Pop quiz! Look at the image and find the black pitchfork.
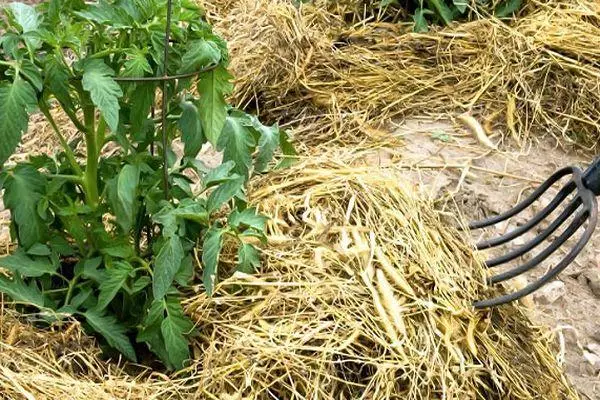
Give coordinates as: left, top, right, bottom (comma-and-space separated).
470, 158, 600, 308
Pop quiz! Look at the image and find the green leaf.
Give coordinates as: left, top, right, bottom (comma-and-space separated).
84, 309, 137, 362
26, 243, 51, 256
206, 174, 244, 214
122, 50, 152, 77
2, 165, 48, 249
81, 60, 123, 132
129, 276, 151, 294
495, 0, 522, 17
254, 123, 279, 173
137, 301, 170, 365
171, 175, 193, 198
171, 199, 209, 225
152, 203, 179, 238
237, 243, 260, 274
82, 257, 106, 282
161, 296, 193, 369
229, 111, 290, 172
452, 0, 468, 13
20, 60, 43, 92
36, 197, 50, 220
0, 77, 37, 167
75, 0, 132, 27
0, 250, 57, 278
228, 207, 268, 231
129, 83, 154, 130
202, 226, 224, 296
152, 235, 184, 300
8, 3, 40, 33
138, 296, 193, 370
1, 33, 20, 59
116, 164, 140, 232
179, 101, 204, 157
240, 228, 267, 246
174, 255, 194, 286
277, 130, 297, 169
413, 8, 433, 32
164, 296, 194, 332
217, 115, 256, 180
0, 274, 45, 307
100, 243, 134, 259
44, 54, 75, 112
47, 0, 61, 26
153, 199, 208, 238
203, 161, 235, 188
97, 261, 133, 310
132, 0, 160, 22
70, 287, 93, 310
49, 235, 75, 256
178, 39, 221, 74
197, 65, 233, 146
431, 130, 451, 142
137, 299, 164, 342
149, 31, 166, 68
236, 112, 281, 173
426, 0, 454, 25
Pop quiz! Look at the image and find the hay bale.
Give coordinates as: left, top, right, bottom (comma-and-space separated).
204, 0, 600, 147
184, 152, 578, 399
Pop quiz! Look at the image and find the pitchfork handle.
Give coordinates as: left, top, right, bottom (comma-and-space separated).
583, 157, 600, 196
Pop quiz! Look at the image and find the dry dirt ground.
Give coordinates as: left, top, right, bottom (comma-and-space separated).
384, 117, 600, 399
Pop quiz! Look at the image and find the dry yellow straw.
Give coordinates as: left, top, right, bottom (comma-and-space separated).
204, 0, 600, 149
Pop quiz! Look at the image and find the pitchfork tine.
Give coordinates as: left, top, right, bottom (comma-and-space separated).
475, 181, 576, 250
471, 162, 600, 309
488, 210, 587, 284
473, 203, 597, 309
469, 167, 575, 230
484, 197, 582, 267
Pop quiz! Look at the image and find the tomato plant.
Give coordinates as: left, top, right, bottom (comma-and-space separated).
0, 0, 293, 369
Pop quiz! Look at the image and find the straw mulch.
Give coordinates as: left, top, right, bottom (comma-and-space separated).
0, 309, 182, 399
0, 151, 579, 399
203, 0, 600, 148
184, 153, 577, 399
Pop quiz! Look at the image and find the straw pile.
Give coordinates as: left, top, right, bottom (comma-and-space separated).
0, 152, 579, 399
184, 152, 577, 399
203, 0, 600, 147
0, 309, 184, 399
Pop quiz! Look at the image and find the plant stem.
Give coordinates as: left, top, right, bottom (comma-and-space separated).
49, 174, 83, 183
64, 276, 79, 306
39, 102, 83, 176
90, 47, 129, 59
83, 104, 99, 208
62, 106, 88, 132
132, 257, 153, 276
96, 118, 107, 151
43, 287, 69, 294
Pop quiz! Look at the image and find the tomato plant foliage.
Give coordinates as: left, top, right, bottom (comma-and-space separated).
0, 0, 293, 369
311, 0, 523, 32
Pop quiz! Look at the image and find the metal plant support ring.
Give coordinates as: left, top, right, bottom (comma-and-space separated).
107, 0, 217, 200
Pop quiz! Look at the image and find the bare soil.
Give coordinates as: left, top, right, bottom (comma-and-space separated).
389, 117, 600, 399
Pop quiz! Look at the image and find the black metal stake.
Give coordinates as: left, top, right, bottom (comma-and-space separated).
160, 0, 174, 200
